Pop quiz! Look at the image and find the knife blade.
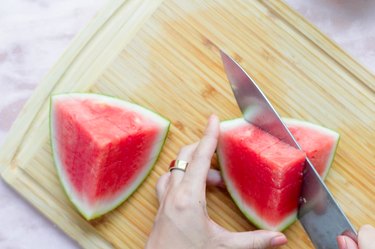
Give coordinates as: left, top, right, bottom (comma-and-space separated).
220, 50, 357, 248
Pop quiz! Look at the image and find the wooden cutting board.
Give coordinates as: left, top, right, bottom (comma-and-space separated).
1, 0, 374, 248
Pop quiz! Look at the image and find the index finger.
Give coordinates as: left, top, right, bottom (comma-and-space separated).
182, 114, 219, 190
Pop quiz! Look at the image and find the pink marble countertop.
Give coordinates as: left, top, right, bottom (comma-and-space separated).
1, 0, 374, 248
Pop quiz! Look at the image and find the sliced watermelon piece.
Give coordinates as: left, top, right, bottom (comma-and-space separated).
50, 93, 170, 219
217, 118, 339, 231
283, 118, 339, 179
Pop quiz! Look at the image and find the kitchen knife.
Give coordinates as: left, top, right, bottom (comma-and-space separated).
220, 50, 357, 249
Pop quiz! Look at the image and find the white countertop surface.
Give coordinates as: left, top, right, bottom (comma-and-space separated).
1, 0, 374, 248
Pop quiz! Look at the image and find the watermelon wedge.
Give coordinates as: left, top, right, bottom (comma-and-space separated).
217, 118, 339, 231
50, 93, 170, 219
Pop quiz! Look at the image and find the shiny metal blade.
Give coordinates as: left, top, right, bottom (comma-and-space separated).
220, 50, 356, 248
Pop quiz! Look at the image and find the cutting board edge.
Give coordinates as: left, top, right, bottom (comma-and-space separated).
0, 0, 165, 174
1, 166, 114, 249
0, 0, 373, 248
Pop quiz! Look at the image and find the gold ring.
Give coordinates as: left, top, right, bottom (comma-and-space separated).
169, 160, 189, 172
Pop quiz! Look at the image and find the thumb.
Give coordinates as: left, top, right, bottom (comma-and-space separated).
337, 236, 359, 249
225, 230, 287, 249
359, 225, 375, 249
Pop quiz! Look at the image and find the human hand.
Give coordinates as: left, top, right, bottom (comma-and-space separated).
337, 225, 375, 249
145, 114, 288, 249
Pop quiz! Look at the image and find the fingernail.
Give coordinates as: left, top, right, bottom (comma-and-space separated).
337, 236, 347, 249
209, 114, 217, 122
344, 237, 357, 249
206, 114, 218, 128
271, 235, 287, 246
342, 237, 349, 249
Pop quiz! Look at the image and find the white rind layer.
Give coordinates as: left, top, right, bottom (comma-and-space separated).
220, 118, 248, 132
50, 93, 169, 219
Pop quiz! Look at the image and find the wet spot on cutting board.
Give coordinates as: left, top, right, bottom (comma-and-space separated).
202, 84, 217, 98
232, 52, 243, 63
174, 121, 184, 131
202, 37, 218, 51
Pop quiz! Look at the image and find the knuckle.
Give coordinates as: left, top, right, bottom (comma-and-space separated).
212, 235, 230, 249
174, 189, 194, 211
250, 238, 266, 249
192, 150, 211, 163
166, 188, 194, 212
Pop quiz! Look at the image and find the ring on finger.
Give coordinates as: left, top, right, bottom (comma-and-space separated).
169, 160, 189, 172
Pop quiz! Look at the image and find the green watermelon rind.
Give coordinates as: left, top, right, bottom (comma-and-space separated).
217, 117, 340, 231
282, 117, 340, 180
49, 93, 170, 220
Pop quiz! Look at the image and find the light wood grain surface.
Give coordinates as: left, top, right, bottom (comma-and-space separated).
1, 0, 374, 248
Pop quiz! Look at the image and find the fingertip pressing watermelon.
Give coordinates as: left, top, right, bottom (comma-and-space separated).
50, 93, 170, 220
217, 118, 339, 231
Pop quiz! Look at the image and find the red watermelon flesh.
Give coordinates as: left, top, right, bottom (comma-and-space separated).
283, 118, 339, 179
50, 93, 170, 219
218, 118, 339, 231
218, 119, 306, 231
